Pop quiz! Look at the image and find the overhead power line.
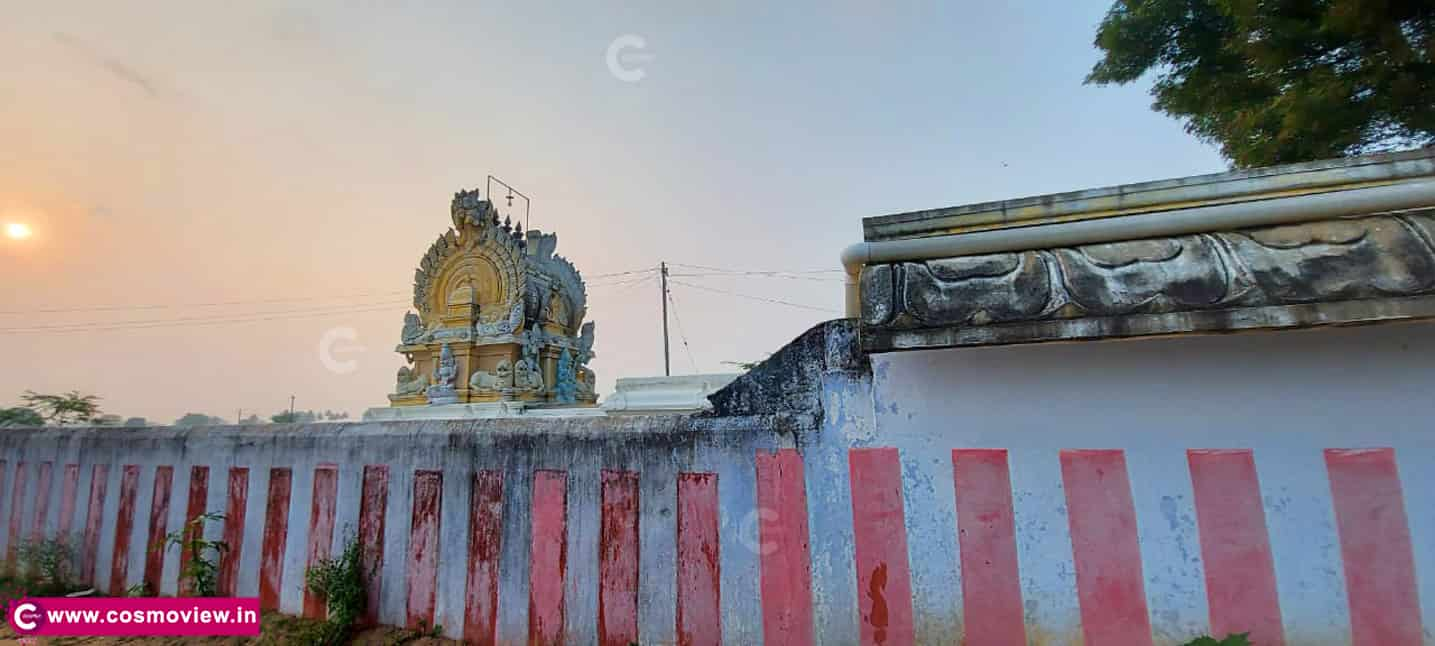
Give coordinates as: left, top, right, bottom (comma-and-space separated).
668, 280, 841, 314
665, 287, 699, 373
1, 268, 660, 317
1, 299, 410, 334
584, 267, 659, 280
587, 274, 658, 288
669, 262, 842, 275
667, 271, 843, 282
598, 274, 655, 295
0, 289, 410, 316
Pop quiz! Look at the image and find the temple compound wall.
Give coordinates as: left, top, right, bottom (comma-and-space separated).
4, 150, 1435, 645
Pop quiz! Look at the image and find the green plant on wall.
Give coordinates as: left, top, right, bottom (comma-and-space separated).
15, 535, 80, 595
303, 533, 366, 646
160, 511, 228, 597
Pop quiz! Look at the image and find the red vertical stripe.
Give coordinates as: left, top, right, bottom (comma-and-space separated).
143, 466, 175, 595
1325, 448, 1424, 645
848, 448, 915, 646
755, 449, 815, 646
303, 466, 339, 619
82, 464, 110, 585
8, 462, 28, 569
259, 467, 293, 611
1060, 449, 1153, 646
178, 466, 210, 596
1187, 450, 1284, 646
32, 462, 53, 541
57, 464, 80, 536
599, 470, 640, 646
464, 470, 504, 646
0, 462, 6, 555
406, 470, 443, 631
676, 472, 721, 646
217, 467, 249, 598
952, 449, 1027, 646
110, 465, 140, 595
528, 470, 568, 646
359, 465, 389, 626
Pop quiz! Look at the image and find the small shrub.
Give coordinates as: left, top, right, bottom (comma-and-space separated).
1182, 634, 1252, 646
302, 533, 366, 645
160, 511, 228, 597
15, 534, 80, 595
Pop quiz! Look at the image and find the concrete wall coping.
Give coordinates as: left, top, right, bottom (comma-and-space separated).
863, 148, 1435, 242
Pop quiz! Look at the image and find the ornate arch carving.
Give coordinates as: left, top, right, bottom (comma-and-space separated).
412, 192, 528, 323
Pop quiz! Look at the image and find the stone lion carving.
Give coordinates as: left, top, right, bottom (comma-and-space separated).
469, 359, 514, 392
513, 358, 544, 392
394, 365, 428, 396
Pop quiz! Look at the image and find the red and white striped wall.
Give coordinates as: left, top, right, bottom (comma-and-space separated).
0, 323, 1432, 644
0, 440, 1428, 645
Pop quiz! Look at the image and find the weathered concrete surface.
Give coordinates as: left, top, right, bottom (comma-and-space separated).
858, 149, 1435, 354
861, 211, 1435, 352
2, 319, 1433, 644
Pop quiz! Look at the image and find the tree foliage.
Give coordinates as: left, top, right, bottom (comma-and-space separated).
20, 390, 102, 425
270, 409, 348, 423
173, 413, 228, 427
1087, 0, 1435, 167
0, 407, 45, 427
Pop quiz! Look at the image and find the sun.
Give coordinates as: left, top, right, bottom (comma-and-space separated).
4, 222, 32, 240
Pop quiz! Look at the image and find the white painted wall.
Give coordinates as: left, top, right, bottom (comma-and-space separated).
870, 321, 1435, 645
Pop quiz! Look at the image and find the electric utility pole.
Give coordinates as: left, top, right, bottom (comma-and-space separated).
660, 261, 671, 376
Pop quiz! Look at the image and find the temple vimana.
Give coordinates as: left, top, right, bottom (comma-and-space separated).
385, 189, 597, 411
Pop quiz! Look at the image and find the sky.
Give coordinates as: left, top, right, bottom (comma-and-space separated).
0, 1, 1226, 424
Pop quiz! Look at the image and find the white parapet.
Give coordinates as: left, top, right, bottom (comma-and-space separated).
363, 373, 743, 420
600, 373, 742, 415
362, 401, 607, 421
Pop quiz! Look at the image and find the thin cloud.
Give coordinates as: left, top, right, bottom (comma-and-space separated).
52, 32, 161, 99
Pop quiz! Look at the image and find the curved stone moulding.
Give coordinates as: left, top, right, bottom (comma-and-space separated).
412, 189, 529, 320
861, 211, 1435, 347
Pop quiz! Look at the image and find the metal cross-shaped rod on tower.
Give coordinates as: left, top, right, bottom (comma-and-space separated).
660, 261, 671, 376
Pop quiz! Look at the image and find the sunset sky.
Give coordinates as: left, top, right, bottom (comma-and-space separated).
0, 1, 1224, 423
